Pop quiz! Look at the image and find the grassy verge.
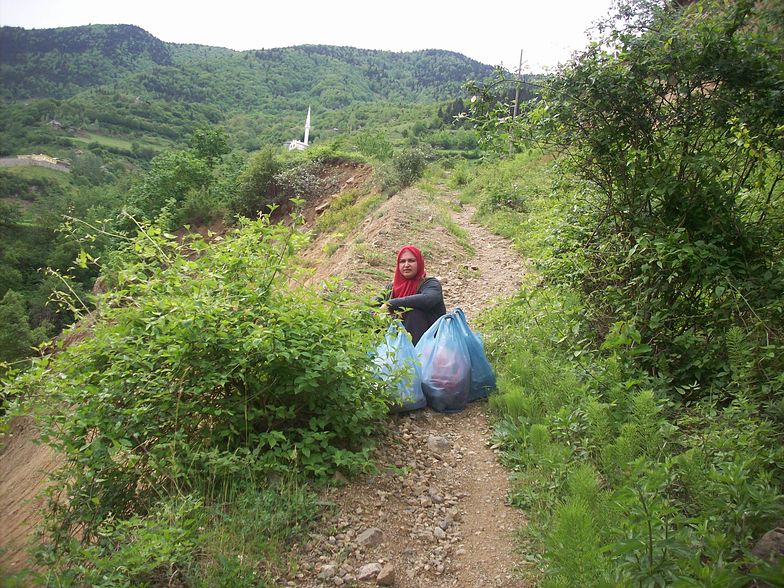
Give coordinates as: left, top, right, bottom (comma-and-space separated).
463, 151, 784, 586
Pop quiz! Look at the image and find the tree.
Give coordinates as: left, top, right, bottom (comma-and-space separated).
470, 0, 784, 393
0, 200, 21, 227
230, 147, 282, 218
187, 126, 230, 169
131, 149, 212, 219
538, 0, 784, 391
70, 151, 109, 185
0, 290, 45, 362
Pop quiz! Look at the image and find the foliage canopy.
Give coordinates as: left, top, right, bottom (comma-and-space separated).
474, 0, 784, 395
8, 214, 392, 575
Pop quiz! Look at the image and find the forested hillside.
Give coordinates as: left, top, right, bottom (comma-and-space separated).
0, 24, 496, 155
1, 25, 492, 104
0, 25, 173, 99
0, 23, 501, 373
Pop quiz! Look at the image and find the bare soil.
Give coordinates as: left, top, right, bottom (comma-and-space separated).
0, 418, 58, 573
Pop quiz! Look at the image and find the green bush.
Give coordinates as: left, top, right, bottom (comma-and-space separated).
535, 0, 784, 393
354, 131, 394, 161
9, 213, 391, 578
378, 146, 430, 193
229, 147, 282, 218
175, 186, 223, 227
392, 147, 428, 187
273, 160, 325, 202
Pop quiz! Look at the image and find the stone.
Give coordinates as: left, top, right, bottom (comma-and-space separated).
319, 564, 337, 580
434, 526, 447, 540
357, 527, 384, 547
376, 563, 396, 586
752, 527, 784, 563
427, 435, 451, 454
357, 562, 382, 581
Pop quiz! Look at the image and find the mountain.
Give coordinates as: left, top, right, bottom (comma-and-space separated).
0, 25, 172, 99
0, 24, 494, 153
0, 24, 494, 106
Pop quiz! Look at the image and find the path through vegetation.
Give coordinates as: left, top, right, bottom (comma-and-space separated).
0, 175, 533, 586
288, 180, 532, 587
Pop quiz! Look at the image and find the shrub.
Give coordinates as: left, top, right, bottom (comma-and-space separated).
392, 147, 428, 187
230, 147, 282, 217
273, 161, 325, 202
9, 213, 391, 570
175, 186, 223, 227
378, 147, 430, 193
354, 131, 394, 161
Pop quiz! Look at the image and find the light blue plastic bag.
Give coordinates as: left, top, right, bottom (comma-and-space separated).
373, 321, 426, 413
415, 311, 471, 413
453, 307, 496, 401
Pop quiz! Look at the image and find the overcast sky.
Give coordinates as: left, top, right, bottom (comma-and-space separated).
0, 0, 616, 72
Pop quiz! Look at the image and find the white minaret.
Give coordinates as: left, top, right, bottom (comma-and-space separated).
288, 106, 312, 151
303, 106, 311, 146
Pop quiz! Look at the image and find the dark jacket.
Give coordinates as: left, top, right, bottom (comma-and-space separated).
385, 277, 447, 345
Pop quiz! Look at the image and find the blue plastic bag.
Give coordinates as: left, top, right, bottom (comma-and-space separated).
372, 321, 426, 413
415, 311, 471, 412
453, 307, 496, 401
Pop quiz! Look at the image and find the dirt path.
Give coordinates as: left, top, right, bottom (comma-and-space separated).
288, 182, 531, 587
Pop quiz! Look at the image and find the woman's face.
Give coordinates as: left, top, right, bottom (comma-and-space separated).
398, 250, 418, 279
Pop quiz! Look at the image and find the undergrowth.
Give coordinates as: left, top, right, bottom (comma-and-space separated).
463, 151, 784, 586
3, 212, 394, 585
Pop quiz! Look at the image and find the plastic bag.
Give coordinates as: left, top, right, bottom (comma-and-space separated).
453, 307, 496, 401
372, 321, 426, 413
415, 312, 470, 412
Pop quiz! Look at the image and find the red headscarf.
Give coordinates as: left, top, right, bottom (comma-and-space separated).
392, 245, 426, 298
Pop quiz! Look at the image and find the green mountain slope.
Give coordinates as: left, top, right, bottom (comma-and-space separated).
0, 24, 494, 154
0, 24, 494, 106
0, 25, 172, 99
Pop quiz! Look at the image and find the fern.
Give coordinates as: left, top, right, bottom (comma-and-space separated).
543, 497, 609, 587
529, 423, 551, 454
631, 389, 667, 460
726, 326, 753, 389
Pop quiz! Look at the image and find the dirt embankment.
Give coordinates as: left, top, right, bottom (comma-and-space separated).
0, 417, 59, 572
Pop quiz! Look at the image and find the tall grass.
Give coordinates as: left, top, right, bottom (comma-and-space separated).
463, 152, 784, 586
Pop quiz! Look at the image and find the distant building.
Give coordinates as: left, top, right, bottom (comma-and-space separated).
288, 106, 311, 151
19, 153, 60, 165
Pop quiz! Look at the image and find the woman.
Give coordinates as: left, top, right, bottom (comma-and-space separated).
383, 245, 446, 345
